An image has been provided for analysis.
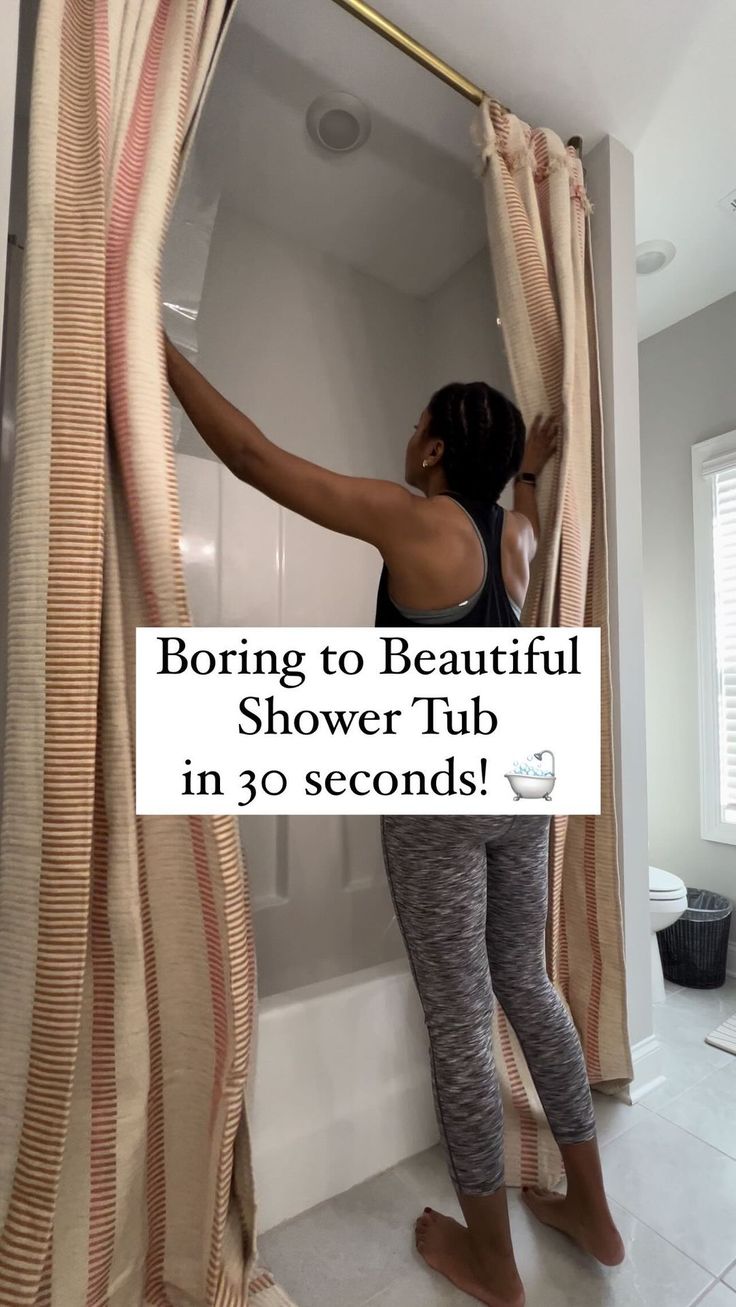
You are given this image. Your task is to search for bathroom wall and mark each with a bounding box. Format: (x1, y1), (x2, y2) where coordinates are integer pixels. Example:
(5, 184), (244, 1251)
(174, 200), (508, 996)
(0, 0), (20, 347)
(586, 136), (654, 1064)
(425, 248), (511, 396)
(639, 290), (736, 938)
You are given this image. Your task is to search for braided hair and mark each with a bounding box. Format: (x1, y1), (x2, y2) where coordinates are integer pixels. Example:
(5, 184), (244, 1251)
(427, 382), (525, 503)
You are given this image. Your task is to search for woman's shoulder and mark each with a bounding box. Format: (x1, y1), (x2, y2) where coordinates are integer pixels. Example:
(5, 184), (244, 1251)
(501, 507), (535, 553)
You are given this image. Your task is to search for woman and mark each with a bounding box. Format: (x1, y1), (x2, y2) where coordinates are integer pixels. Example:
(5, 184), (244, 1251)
(164, 342), (624, 1307)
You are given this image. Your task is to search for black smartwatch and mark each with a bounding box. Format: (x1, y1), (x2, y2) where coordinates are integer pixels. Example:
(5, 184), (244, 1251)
(515, 471), (537, 487)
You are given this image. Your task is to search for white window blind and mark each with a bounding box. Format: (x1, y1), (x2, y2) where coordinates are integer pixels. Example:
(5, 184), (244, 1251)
(712, 461), (736, 824)
(694, 428), (736, 844)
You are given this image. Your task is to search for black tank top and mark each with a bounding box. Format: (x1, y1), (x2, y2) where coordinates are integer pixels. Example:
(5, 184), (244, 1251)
(374, 492), (521, 629)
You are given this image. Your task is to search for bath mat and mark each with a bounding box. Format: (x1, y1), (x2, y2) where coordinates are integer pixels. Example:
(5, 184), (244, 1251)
(706, 1012), (736, 1056)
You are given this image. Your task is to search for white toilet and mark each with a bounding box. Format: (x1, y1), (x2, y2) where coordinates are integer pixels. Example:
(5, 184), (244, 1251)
(649, 865), (688, 1003)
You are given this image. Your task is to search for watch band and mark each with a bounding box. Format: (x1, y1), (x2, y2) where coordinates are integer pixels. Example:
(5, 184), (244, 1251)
(515, 471), (537, 486)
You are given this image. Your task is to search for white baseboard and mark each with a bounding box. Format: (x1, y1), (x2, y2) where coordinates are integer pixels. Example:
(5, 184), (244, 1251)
(617, 1033), (665, 1105)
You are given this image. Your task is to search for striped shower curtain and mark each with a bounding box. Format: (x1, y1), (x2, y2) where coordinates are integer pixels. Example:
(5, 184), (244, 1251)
(0, 3), (294, 1304)
(475, 99), (633, 1187)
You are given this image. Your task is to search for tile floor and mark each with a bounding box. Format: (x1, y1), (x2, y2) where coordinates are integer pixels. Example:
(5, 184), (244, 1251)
(259, 977), (736, 1307)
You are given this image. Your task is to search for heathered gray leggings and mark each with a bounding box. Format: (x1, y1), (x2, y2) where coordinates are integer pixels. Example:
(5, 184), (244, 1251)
(380, 813), (596, 1196)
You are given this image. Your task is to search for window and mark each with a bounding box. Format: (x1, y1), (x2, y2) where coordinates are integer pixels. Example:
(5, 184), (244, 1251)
(693, 429), (736, 844)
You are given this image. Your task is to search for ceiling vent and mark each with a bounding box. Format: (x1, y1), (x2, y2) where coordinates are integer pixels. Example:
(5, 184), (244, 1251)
(636, 240), (676, 276)
(306, 93), (372, 154)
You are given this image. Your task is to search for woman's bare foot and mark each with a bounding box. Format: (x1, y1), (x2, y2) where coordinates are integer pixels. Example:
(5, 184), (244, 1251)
(415, 1208), (525, 1307)
(521, 1188), (625, 1265)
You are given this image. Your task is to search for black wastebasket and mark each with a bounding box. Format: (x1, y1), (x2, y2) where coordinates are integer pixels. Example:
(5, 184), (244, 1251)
(658, 888), (732, 989)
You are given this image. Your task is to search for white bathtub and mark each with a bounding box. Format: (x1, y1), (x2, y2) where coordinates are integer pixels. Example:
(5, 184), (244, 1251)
(250, 960), (438, 1232)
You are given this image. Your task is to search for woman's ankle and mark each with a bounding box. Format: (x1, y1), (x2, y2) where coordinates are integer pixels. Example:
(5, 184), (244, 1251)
(562, 1182), (615, 1221)
(470, 1238), (521, 1283)
(559, 1137), (611, 1213)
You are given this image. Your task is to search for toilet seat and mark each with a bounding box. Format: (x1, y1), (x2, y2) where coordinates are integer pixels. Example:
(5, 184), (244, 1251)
(649, 865), (687, 901)
(649, 866), (688, 1004)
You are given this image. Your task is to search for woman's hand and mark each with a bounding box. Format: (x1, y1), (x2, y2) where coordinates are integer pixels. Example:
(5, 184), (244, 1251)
(521, 414), (559, 476)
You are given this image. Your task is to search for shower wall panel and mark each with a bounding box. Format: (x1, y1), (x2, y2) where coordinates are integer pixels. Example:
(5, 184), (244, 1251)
(174, 203), (509, 995)
(176, 206), (428, 994)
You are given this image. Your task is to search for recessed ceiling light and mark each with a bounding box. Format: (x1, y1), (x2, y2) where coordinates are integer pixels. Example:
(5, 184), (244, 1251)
(306, 93), (372, 154)
(636, 240), (676, 276)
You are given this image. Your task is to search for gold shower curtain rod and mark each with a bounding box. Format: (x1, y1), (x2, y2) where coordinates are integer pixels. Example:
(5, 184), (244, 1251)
(328, 0), (583, 154)
(330, 0), (488, 106)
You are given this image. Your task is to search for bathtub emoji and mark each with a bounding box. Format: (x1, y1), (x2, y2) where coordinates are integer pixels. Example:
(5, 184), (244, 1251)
(505, 750), (556, 801)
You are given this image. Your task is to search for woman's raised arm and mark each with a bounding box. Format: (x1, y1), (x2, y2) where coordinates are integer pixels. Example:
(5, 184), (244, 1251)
(165, 338), (417, 550)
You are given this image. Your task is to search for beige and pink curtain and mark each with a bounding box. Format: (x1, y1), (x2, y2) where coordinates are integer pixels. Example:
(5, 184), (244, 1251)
(476, 98), (633, 1187)
(0, 3), (294, 1304)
